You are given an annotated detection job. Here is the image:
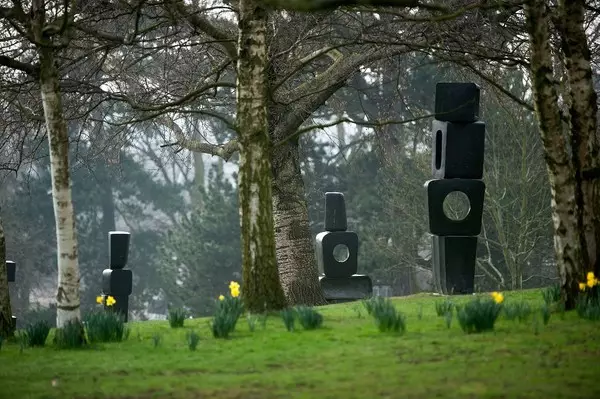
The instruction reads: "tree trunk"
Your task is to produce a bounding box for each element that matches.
[237,0,286,312]
[0,213,15,338]
[272,140,327,305]
[558,0,600,280]
[38,47,82,326]
[525,0,586,309]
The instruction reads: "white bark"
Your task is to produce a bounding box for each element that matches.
[39,48,81,327]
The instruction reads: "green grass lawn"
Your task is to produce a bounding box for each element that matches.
[1,290,599,399]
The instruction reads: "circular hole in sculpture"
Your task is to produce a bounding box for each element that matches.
[443,191,471,221]
[333,244,350,263]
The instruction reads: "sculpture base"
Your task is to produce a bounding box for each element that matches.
[319,274,373,303]
[432,235,477,295]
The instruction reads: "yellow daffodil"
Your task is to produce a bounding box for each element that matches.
[586,272,595,282]
[218,295,225,301]
[229,281,241,297]
[587,278,598,288]
[579,282,587,291]
[491,292,504,304]
[96,296,104,304]
[106,296,116,306]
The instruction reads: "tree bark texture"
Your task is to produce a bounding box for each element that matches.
[525,0,598,308]
[0,213,15,338]
[237,0,287,312]
[38,47,82,326]
[272,140,327,305]
[558,0,600,280]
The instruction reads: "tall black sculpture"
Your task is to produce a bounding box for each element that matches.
[6,260,17,329]
[316,192,372,302]
[425,83,486,295]
[101,231,132,321]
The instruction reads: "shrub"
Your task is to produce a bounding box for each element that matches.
[540,304,551,326]
[296,306,323,330]
[435,298,455,317]
[187,330,200,351]
[211,309,240,339]
[362,296,386,316]
[576,272,600,321]
[280,308,296,332]
[541,283,561,306]
[23,320,51,347]
[246,314,258,332]
[444,310,453,329]
[365,297,406,334]
[54,319,87,349]
[168,307,187,328]
[457,296,503,334]
[503,301,532,322]
[85,311,128,343]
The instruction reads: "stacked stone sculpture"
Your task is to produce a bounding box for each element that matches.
[425,83,486,295]
[316,192,372,302]
[101,231,133,321]
[6,260,17,329]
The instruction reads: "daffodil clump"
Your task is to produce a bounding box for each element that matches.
[577,271,600,321]
[456,292,504,334]
[212,281,244,338]
[96,295,117,307]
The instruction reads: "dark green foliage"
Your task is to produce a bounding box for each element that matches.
[457,298,502,334]
[23,320,51,347]
[541,284,561,306]
[503,301,532,322]
[576,287,600,321]
[159,166,241,316]
[186,331,200,351]
[363,297,406,333]
[280,308,296,332]
[435,299,455,317]
[295,306,323,330]
[444,310,453,329]
[540,304,551,325]
[168,308,186,328]
[85,311,128,343]
[54,320,87,349]
[211,296,244,339]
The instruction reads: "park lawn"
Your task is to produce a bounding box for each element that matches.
[1,289,599,399]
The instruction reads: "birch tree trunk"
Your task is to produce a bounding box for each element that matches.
[0,213,14,338]
[558,0,600,280]
[237,0,286,312]
[38,46,82,326]
[272,140,327,305]
[525,0,599,308]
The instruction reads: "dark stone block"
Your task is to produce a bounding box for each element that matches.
[432,235,477,295]
[102,269,133,296]
[319,275,373,301]
[325,192,347,232]
[316,231,358,278]
[435,82,480,122]
[109,231,130,269]
[425,179,486,236]
[11,316,16,330]
[431,120,485,179]
[6,261,15,282]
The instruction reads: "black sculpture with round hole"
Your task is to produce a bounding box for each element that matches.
[425,179,486,236]
[426,82,486,295]
[316,231,358,278]
[316,192,372,302]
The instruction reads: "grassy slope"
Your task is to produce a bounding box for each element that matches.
[1,290,599,399]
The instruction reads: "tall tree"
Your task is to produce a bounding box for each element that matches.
[525,0,599,308]
[236,0,287,311]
